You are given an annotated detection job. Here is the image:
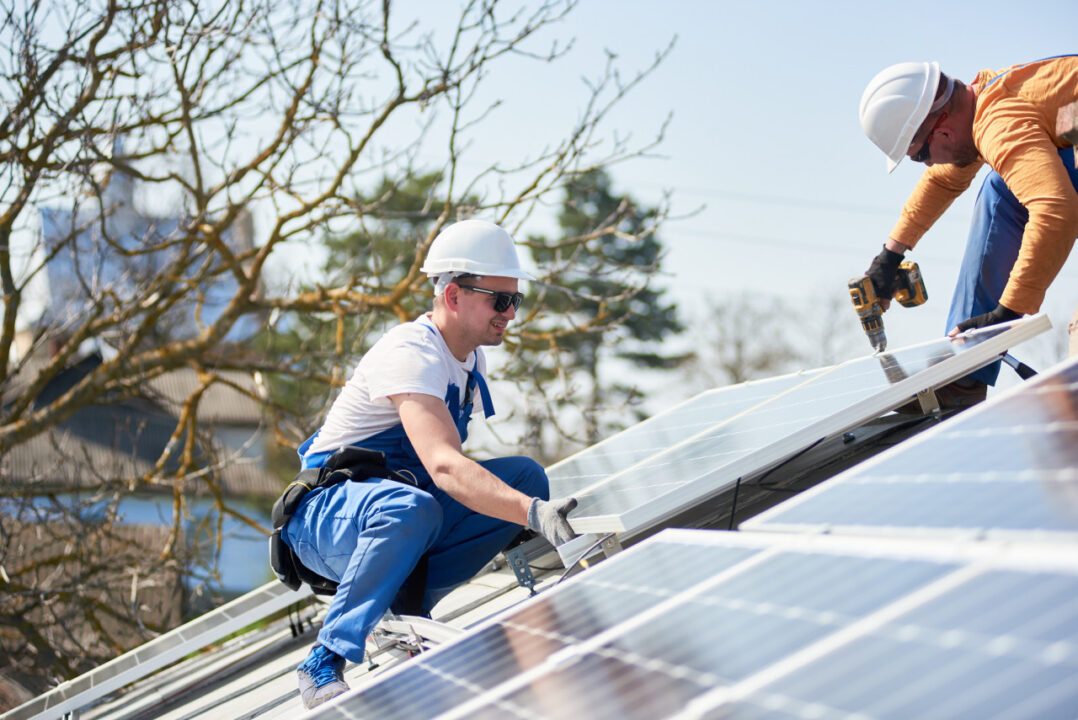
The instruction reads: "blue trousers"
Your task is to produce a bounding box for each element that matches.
[948,147,1078,385]
[282,455,548,662]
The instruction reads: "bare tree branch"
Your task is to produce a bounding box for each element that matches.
[0,0,676,692]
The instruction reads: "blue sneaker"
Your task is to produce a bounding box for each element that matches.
[297,644,349,709]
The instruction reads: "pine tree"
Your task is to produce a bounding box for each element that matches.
[515,170,686,457]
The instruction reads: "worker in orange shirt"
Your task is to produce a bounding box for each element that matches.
[859,56,1078,407]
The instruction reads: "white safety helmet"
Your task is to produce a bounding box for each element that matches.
[859,61,942,173]
[420,218,534,281]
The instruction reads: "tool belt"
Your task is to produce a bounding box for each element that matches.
[269,445,428,610]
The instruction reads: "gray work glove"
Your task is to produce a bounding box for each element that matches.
[527,497,578,547]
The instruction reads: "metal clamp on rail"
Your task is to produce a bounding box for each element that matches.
[504,546,537,595]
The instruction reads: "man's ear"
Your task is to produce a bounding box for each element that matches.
[937,127,957,151]
[444,282,460,311]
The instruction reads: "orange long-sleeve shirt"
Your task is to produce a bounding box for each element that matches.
[890,56,1078,315]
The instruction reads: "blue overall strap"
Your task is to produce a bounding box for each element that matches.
[298,432,317,458]
[444,381,462,419]
[443,352,492,444]
[300,320,495,468]
[469,350,495,419]
[297,431,335,470]
[987,55,1078,86]
[417,321,491,416]
[445,381,469,444]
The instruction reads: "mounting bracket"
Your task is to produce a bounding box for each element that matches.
[599,533,623,558]
[916,387,940,415]
[505,546,536,594]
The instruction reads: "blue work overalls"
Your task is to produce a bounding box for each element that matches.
[282,349,548,662]
[947,56,1078,385]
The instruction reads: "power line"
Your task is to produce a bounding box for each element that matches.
[661,226,959,264]
[653,182,902,217]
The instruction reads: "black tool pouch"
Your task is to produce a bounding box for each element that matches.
[272,467,322,530]
[268,446,418,597]
[269,527,302,591]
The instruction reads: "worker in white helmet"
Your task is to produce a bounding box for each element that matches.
[281,219,577,709]
[859,56,1078,406]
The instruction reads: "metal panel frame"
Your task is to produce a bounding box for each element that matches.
[670,529,1078,719]
[743,352,1078,541]
[1,581,313,720]
[567,315,1050,535]
[497,530,1078,720]
[329,527,1078,720]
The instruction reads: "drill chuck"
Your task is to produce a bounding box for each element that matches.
[849,260,926,353]
[860,313,887,353]
[848,275,887,353]
[865,327,887,353]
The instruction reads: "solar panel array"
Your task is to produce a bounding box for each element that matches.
[2,580,312,720]
[744,354,1078,541]
[306,317,1078,719]
[565,317,1050,533]
[5,317,1062,720]
[310,530,1078,720]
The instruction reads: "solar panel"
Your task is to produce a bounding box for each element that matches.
[546,370,822,500]
[700,567,1078,719]
[744,353,1078,541]
[310,528,1078,720]
[565,316,1050,535]
[2,581,313,720]
[307,537,763,720]
[6,319,1058,720]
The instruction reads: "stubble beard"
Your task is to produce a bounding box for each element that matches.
[953,138,981,167]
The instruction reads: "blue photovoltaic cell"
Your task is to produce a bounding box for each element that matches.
[569,327,1019,523]
[615,552,953,681]
[546,372,817,500]
[469,654,706,720]
[315,540,760,720]
[316,526,1078,720]
[728,569,1078,720]
[745,356,1078,538]
[439,547,956,720]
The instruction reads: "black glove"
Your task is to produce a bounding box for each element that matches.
[527,497,578,547]
[954,304,1022,333]
[866,244,904,299]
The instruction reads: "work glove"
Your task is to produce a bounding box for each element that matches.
[527,497,578,547]
[866,244,904,300]
[951,304,1022,335]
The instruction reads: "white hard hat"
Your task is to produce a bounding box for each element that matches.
[420,219,534,280]
[859,61,941,173]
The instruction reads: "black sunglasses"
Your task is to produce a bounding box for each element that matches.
[912,111,948,164]
[456,284,524,313]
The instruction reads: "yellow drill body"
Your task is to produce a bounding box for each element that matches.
[892,261,928,308]
[848,261,928,353]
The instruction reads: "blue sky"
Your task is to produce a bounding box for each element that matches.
[427,0,1077,389]
[22,1,1072,393]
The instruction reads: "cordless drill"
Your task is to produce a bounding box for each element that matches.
[848,261,928,353]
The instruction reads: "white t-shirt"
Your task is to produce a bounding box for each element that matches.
[306,314,488,455]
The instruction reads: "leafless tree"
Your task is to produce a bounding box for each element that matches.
[0,0,673,693]
[687,292,804,388]
[684,288,865,396]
